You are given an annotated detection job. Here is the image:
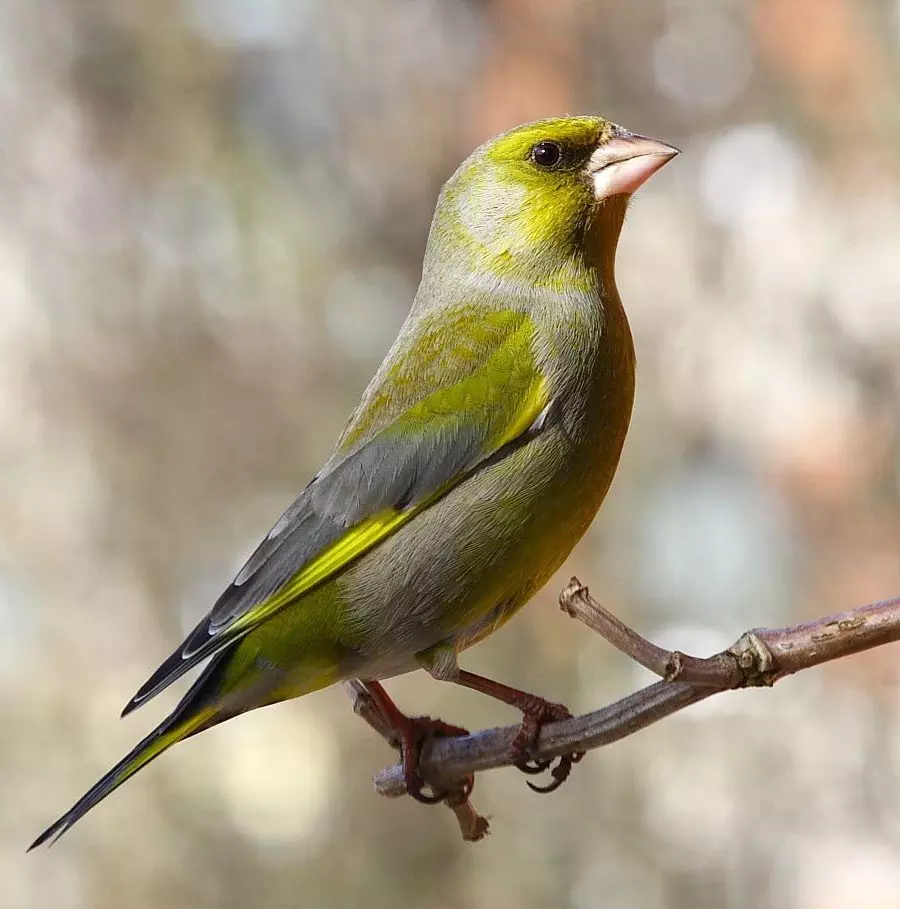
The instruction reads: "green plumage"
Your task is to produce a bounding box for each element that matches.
[31,115,671,848]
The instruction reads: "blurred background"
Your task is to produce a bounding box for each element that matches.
[3,1,900,907]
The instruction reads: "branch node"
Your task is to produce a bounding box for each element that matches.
[560,577,588,617]
[664,651,685,682]
[729,631,777,686]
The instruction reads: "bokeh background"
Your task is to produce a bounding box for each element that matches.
[3,1,900,907]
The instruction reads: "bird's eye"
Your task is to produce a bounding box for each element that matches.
[531,141,563,169]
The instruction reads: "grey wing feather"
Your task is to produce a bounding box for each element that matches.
[222,421,479,623]
[121,416,487,714]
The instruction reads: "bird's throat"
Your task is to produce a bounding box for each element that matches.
[581,195,628,295]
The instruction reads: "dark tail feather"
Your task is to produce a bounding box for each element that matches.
[120,606,257,718]
[28,654,227,850]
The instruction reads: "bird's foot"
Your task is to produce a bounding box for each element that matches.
[509,697,585,794]
[359,680,472,803]
[448,671,585,795]
[397,715,472,804]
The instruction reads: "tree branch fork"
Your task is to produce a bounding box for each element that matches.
[344,578,900,841]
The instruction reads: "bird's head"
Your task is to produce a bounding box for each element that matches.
[426,116,678,292]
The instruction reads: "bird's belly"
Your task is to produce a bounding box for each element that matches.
[338,422,619,679]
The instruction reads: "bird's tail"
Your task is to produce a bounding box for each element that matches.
[28,654,227,850]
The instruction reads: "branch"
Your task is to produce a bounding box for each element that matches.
[365,578,900,807]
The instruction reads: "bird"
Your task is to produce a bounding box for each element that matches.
[30,115,677,848]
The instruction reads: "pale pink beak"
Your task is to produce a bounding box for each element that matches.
[589,129,679,200]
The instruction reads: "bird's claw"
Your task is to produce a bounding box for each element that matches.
[525,750,584,794]
[514,756,552,775]
[509,697,582,795]
[398,715,470,805]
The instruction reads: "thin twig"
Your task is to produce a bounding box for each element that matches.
[344,680,399,746]
[366,579,900,807]
[558,578,741,686]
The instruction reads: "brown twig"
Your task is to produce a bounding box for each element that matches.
[363,579,900,814]
[345,680,398,745]
[558,578,742,686]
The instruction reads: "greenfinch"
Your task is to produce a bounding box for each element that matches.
[31,115,677,847]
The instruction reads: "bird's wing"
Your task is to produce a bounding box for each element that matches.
[123,306,551,714]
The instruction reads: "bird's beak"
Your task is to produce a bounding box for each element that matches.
[589,129,680,200]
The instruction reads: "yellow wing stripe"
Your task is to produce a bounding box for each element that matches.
[227,375,549,639]
[230,505,428,636]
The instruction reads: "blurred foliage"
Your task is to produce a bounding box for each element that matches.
[3,1,900,907]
